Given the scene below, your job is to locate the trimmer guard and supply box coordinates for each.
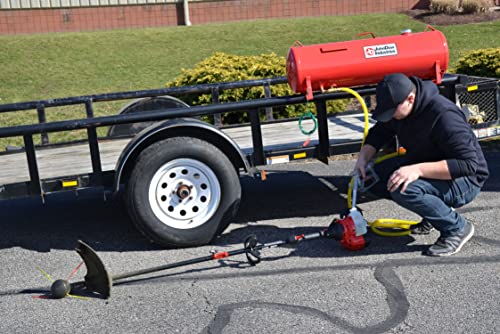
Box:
[73,240,112,299]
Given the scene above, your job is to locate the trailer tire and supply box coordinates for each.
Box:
[126,137,241,247]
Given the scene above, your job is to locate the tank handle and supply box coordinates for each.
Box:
[355,32,376,39]
[424,25,436,31]
[292,40,304,47]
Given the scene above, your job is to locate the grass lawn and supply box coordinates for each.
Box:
[0,13,498,147]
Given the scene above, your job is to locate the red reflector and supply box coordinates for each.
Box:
[212,251,229,260]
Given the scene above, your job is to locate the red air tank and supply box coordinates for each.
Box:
[286,27,449,100]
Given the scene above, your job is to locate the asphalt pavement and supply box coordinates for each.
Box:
[0,151,499,334]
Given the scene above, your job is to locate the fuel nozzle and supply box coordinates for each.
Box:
[357,162,379,193]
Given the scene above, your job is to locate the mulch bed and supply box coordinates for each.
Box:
[404,9,500,25]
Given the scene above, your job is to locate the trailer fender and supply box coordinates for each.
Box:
[113,118,250,192]
[107,95,190,138]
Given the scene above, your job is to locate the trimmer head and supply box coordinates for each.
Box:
[73,240,112,299]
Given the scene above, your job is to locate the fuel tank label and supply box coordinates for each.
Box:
[363,43,398,58]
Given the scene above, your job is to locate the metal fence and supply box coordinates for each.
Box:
[457,77,499,125]
[454,76,500,140]
[0,0,181,9]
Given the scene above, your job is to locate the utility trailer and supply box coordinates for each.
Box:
[0,73,498,247]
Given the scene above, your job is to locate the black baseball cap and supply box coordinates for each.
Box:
[372,73,414,122]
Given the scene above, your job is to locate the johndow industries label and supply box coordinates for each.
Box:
[363,43,398,58]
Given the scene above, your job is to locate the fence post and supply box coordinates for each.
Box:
[211,87,222,127]
[264,83,274,121]
[249,109,265,166]
[36,104,49,145]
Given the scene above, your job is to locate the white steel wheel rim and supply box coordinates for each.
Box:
[148,158,221,229]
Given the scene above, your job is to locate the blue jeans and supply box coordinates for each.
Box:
[369,157,481,236]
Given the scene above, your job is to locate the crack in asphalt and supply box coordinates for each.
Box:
[186,281,195,298]
[190,279,215,316]
[200,266,409,334]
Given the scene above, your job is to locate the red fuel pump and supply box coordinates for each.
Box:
[286,26,449,100]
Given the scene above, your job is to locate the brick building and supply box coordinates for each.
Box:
[0,0,430,35]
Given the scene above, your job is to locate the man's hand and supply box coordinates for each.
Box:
[354,144,377,179]
[387,165,422,193]
[354,158,368,179]
[388,160,452,192]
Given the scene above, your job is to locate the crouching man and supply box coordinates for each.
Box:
[355,73,489,256]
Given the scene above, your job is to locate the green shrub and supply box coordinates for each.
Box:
[454,48,500,78]
[431,0,492,14]
[460,0,491,13]
[166,52,347,125]
[430,0,459,13]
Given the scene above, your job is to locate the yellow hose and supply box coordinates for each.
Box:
[326,87,419,236]
[328,87,370,146]
[370,218,418,237]
[374,147,407,164]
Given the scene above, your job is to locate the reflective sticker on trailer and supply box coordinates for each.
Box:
[363,43,398,58]
[62,180,78,187]
[293,152,307,159]
[474,127,500,139]
[266,155,290,165]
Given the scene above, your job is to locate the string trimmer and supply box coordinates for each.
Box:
[44,212,369,299]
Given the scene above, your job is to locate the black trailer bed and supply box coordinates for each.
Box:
[0,112,370,185]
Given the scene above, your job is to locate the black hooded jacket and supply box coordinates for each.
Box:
[365,76,489,188]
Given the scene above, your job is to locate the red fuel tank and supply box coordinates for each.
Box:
[286,27,449,99]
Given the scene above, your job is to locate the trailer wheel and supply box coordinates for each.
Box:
[126,137,241,247]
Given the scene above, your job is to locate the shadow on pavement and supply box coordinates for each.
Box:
[0,170,375,253]
[0,149,498,253]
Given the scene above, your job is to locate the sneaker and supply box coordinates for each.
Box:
[425,221,475,257]
[411,219,435,235]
